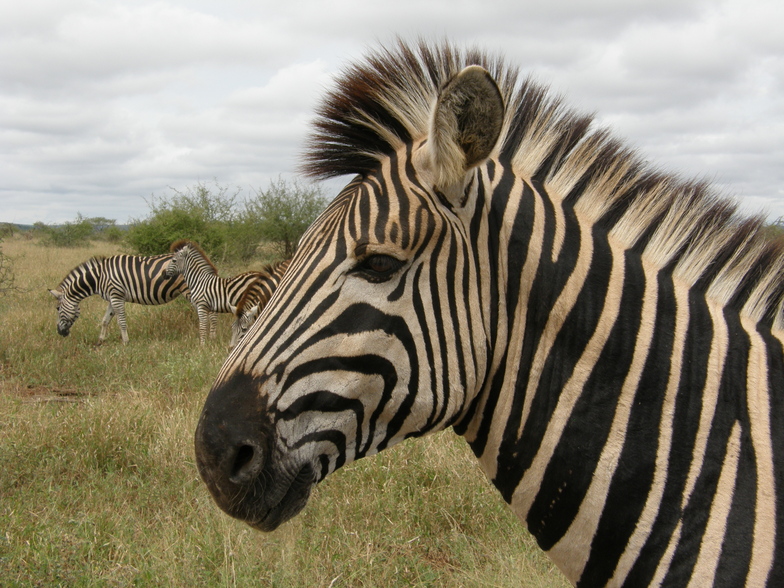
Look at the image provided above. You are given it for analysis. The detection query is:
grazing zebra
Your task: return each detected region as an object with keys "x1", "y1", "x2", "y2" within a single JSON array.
[
  {"x1": 228, "y1": 258, "x2": 291, "y2": 350},
  {"x1": 193, "y1": 41, "x2": 784, "y2": 587},
  {"x1": 49, "y1": 254, "x2": 188, "y2": 345},
  {"x1": 165, "y1": 239, "x2": 265, "y2": 345}
]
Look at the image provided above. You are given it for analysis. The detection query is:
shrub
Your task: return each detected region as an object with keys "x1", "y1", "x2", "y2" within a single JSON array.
[
  {"x1": 39, "y1": 214, "x2": 96, "y2": 248},
  {"x1": 0, "y1": 223, "x2": 17, "y2": 239},
  {"x1": 124, "y1": 181, "x2": 238, "y2": 257},
  {"x1": 0, "y1": 239, "x2": 15, "y2": 296},
  {"x1": 242, "y1": 177, "x2": 329, "y2": 258}
]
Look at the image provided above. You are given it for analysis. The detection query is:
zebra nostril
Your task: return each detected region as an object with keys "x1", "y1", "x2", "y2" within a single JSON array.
[{"x1": 229, "y1": 443, "x2": 264, "y2": 484}]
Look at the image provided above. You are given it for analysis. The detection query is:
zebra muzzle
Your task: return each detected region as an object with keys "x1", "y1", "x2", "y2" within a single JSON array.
[{"x1": 194, "y1": 370, "x2": 316, "y2": 531}]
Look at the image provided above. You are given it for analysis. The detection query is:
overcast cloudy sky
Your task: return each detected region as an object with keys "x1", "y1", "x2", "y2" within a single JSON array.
[{"x1": 2, "y1": 0, "x2": 782, "y2": 225}]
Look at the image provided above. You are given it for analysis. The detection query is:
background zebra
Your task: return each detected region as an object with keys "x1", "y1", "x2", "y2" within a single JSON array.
[
  {"x1": 165, "y1": 239, "x2": 274, "y2": 345},
  {"x1": 49, "y1": 253, "x2": 187, "y2": 345},
  {"x1": 193, "y1": 41, "x2": 784, "y2": 587},
  {"x1": 228, "y1": 258, "x2": 291, "y2": 350}
]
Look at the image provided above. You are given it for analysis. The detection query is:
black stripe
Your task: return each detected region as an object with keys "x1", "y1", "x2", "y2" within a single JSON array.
[
  {"x1": 714, "y1": 311, "x2": 753, "y2": 586},
  {"x1": 766, "y1": 327, "x2": 784, "y2": 583},
  {"x1": 623, "y1": 288, "x2": 712, "y2": 586},
  {"x1": 579, "y1": 267, "x2": 676, "y2": 586},
  {"x1": 528, "y1": 247, "x2": 643, "y2": 551}
]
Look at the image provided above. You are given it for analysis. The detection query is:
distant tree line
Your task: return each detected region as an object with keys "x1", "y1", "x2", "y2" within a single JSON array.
[{"x1": 21, "y1": 177, "x2": 330, "y2": 262}]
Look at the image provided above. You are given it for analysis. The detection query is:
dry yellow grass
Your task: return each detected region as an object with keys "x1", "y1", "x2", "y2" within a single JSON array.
[{"x1": 0, "y1": 236, "x2": 568, "y2": 587}]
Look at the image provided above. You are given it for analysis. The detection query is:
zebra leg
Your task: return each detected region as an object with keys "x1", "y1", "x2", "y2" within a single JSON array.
[
  {"x1": 98, "y1": 302, "x2": 115, "y2": 344},
  {"x1": 209, "y1": 312, "x2": 218, "y2": 339},
  {"x1": 197, "y1": 306, "x2": 209, "y2": 345},
  {"x1": 112, "y1": 299, "x2": 130, "y2": 345}
]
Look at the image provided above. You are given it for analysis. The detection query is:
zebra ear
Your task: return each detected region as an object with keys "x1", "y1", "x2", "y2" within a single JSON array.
[
  {"x1": 229, "y1": 304, "x2": 237, "y2": 315},
  {"x1": 49, "y1": 289, "x2": 62, "y2": 299},
  {"x1": 428, "y1": 65, "x2": 504, "y2": 204}
]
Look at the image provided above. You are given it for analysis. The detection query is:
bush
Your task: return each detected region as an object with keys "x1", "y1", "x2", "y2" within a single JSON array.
[
  {"x1": 765, "y1": 216, "x2": 784, "y2": 240},
  {"x1": 0, "y1": 239, "x2": 15, "y2": 296},
  {"x1": 124, "y1": 181, "x2": 238, "y2": 258},
  {"x1": 242, "y1": 177, "x2": 329, "y2": 258},
  {"x1": 124, "y1": 178, "x2": 330, "y2": 262},
  {"x1": 0, "y1": 223, "x2": 17, "y2": 239},
  {"x1": 39, "y1": 214, "x2": 96, "y2": 248}
]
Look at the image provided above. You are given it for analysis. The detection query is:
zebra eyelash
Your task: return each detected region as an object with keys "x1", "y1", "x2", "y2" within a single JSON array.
[{"x1": 351, "y1": 254, "x2": 405, "y2": 283}]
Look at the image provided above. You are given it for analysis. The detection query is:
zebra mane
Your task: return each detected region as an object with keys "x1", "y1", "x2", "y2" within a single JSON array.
[
  {"x1": 236, "y1": 276, "x2": 263, "y2": 315},
  {"x1": 235, "y1": 260, "x2": 287, "y2": 315},
  {"x1": 303, "y1": 39, "x2": 784, "y2": 330},
  {"x1": 169, "y1": 239, "x2": 218, "y2": 275}
]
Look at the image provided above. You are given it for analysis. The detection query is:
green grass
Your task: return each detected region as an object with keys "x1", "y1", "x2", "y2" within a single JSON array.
[{"x1": 0, "y1": 237, "x2": 568, "y2": 587}]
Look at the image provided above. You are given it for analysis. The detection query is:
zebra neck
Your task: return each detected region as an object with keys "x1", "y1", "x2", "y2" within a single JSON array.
[{"x1": 66, "y1": 260, "x2": 104, "y2": 299}]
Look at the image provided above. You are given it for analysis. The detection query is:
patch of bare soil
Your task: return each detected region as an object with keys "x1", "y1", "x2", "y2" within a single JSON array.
[{"x1": 0, "y1": 381, "x2": 91, "y2": 403}]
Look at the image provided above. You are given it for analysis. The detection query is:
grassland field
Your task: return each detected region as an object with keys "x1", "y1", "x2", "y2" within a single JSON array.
[{"x1": 0, "y1": 236, "x2": 568, "y2": 587}]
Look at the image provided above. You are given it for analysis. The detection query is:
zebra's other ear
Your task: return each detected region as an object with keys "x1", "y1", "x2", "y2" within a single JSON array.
[
  {"x1": 428, "y1": 65, "x2": 504, "y2": 205},
  {"x1": 229, "y1": 304, "x2": 237, "y2": 316},
  {"x1": 49, "y1": 289, "x2": 62, "y2": 299}
]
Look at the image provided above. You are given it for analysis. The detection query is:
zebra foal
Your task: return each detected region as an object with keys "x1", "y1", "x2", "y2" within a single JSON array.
[
  {"x1": 49, "y1": 253, "x2": 187, "y2": 345},
  {"x1": 194, "y1": 41, "x2": 784, "y2": 587},
  {"x1": 165, "y1": 240, "x2": 274, "y2": 345}
]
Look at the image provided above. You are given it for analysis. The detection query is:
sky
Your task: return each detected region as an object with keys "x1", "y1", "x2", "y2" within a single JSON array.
[{"x1": 1, "y1": 0, "x2": 783, "y2": 225}]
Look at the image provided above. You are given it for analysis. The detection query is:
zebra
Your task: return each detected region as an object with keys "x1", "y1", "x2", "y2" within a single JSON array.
[
  {"x1": 49, "y1": 253, "x2": 188, "y2": 345},
  {"x1": 193, "y1": 41, "x2": 784, "y2": 587},
  {"x1": 228, "y1": 258, "x2": 291, "y2": 350},
  {"x1": 165, "y1": 239, "x2": 267, "y2": 345}
]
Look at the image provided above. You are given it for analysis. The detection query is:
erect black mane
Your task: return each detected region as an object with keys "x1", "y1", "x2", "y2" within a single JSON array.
[{"x1": 301, "y1": 39, "x2": 784, "y2": 329}]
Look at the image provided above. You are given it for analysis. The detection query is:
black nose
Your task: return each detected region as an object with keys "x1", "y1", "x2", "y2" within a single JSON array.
[
  {"x1": 228, "y1": 441, "x2": 266, "y2": 484},
  {"x1": 194, "y1": 370, "x2": 272, "y2": 500},
  {"x1": 57, "y1": 326, "x2": 70, "y2": 337}
]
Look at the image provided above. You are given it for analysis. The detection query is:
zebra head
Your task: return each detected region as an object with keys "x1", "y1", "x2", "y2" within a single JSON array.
[
  {"x1": 228, "y1": 303, "x2": 260, "y2": 351},
  {"x1": 49, "y1": 288, "x2": 81, "y2": 337},
  {"x1": 195, "y1": 48, "x2": 505, "y2": 531},
  {"x1": 164, "y1": 245, "x2": 188, "y2": 278},
  {"x1": 49, "y1": 257, "x2": 102, "y2": 337}
]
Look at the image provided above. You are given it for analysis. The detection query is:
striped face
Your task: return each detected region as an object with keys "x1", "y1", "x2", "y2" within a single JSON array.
[
  {"x1": 195, "y1": 63, "x2": 504, "y2": 531},
  {"x1": 228, "y1": 305, "x2": 259, "y2": 350},
  {"x1": 50, "y1": 288, "x2": 81, "y2": 337},
  {"x1": 49, "y1": 260, "x2": 99, "y2": 337},
  {"x1": 196, "y1": 148, "x2": 495, "y2": 531},
  {"x1": 164, "y1": 249, "x2": 186, "y2": 278}
]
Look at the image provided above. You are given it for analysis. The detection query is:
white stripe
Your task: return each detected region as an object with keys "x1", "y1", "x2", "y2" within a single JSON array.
[
  {"x1": 609, "y1": 277, "x2": 692, "y2": 585},
  {"x1": 742, "y1": 317, "x2": 776, "y2": 587},
  {"x1": 687, "y1": 422, "x2": 741, "y2": 588}
]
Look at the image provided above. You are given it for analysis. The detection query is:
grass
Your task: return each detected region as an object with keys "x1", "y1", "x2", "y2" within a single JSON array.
[{"x1": 0, "y1": 237, "x2": 568, "y2": 587}]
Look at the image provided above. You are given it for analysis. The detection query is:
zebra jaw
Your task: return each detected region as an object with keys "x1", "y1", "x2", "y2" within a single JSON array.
[{"x1": 194, "y1": 370, "x2": 318, "y2": 532}]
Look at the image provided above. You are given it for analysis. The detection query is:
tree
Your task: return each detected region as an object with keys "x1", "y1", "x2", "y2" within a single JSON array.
[
  {"x1": 765, "y1": 216, "x2": 784, "y2": 239},
  {"x1": 125, "y1": 181, "x2": 239, "y2": 257},
  {"x1": 0, "y1": 239, "x2": 16, "y2": 296},
  {"x1": 40, "y1": 214, "x2": 96, "y2": 247},
  {"x1": 243, "y1": 177, "x2": 329, "y2": 258}
]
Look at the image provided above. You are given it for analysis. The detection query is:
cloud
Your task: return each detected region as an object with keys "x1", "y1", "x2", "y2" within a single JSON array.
[{"x1": 1, "y1": 0, "x2": 782, "y2": 224}]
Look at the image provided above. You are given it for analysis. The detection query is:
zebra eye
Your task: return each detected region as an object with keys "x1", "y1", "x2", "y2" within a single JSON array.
[{"x1": 354, "y1": 254, "x2": 404, "y2": 282}]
